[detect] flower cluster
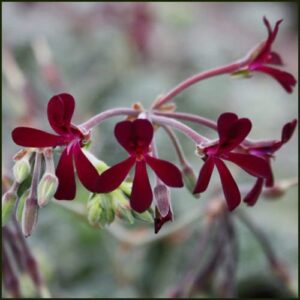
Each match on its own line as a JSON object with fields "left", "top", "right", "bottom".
{"left": 5, "top": 17, "right": 297, "bottom": 236}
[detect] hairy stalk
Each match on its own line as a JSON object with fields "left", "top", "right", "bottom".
{"left": 162, "top": 125, "right": 189, "bottom": 166}
{"left": 79, "top": 108, "right": 139, "bottom": 131}
{"left": 155, "top": 111, "right": 217, "bottom": 131}
{"left": 152, "top": 55, "right": 252, "bottom": 109}
{"left": 150, "top": 114, "right": 208, "bottom": 144}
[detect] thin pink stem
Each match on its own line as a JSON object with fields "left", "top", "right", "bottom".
{"left": 154, "top": 111, "right": 217, "bottom": 131}
{"left": 79, "top": 108, "right": 139, "bottom": 131}
{"left": 153, "top": 56, "right": 252, "bottom": 109}
{"left": 150, "top": 114, "right": 208, "bottom": 144}
{"left": 162, "top": 125, "right": 188, "bottom": 166}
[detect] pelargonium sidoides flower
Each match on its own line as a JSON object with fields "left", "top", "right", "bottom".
{"left": 193, "top": 112, "right": 272, "bottom": 211}
{"left": 246, "top": 17, "right": 296, "bottom": 93}
{"left": 243, "top": 119, "right": 297, "bottom": 205}
{"left": 12, "top": 93, "right": 100, "bottom": 200}
{"left": 96, "top": 119, "right": 183, "bottom": 212}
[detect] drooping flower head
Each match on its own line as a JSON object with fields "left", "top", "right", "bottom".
{"left": 193, "top": 112, "right": 272, "bottom": 211}
{"left": 12, "top": 93, "right": 100, "bottom": 200}
{"left": 96, "top": 119, "right": 183, "bottom": 213}
{"left": 247, "top": 17, "right": 296, "bottom": 93}
{"left": 243, "top": 119, "right": 297, "bottom": 206}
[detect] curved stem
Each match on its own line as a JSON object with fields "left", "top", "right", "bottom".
{"left": 152, "top": 56, "right": 252, "bottom": 109}
{"left": 79, "top": 108, "right": 139, "bottom": 131}
{"left": 154, "top": 111, "right": 217, "bottom": 131}
{"left": 150, "top": 114, "right": 209, "bottom": 144}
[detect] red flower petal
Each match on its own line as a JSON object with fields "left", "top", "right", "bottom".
{"left": 214, "top": 158, "right": 241, "bottom": 211}
{"left": 96, "top": 156, "right": 135, "bottom": 192}
{"left": 244, "top": 178, "right": 264, "bottom": 206}
{"left": 114, "top": 119, "right": 153, "bottom": 153}
{"left": 47, "top": 93, "right": 75, "bottom": 134}
{"left": 281, "top": 119, "right": 297, "bottom": 143}
{"left": 55, "top": 147, "right": 76, "bottom": 200}
{"left": 217, "top": 112, "right": 238, "bottom": 145}
{"left": 145, "top": 155, "right": 183, "bottom": 187}
{"left": 130, "top": 160, "right": 153, "bottom": 213}
{"left": 224, "top": 152, "right": 272, "bottom": 180}
{"left": 154, "top": 207, "right": 173, "bottom": 234}
{"left": 263, "top": 17, "right": 282, "bottom": 46}
{"left": 193, "top": 157, "right": 215, "bottom": 194}
{"left": 255, "top": 18, "right": 283, "bottom": 63}
{"left": 12, "top": 127, "right": 67, "bottom": 148}
{"left": 218, "top": 117, "right": 252, "bottom": 153}
{"left": 73, "top": 143, "right": 100, "bottom": 193}
{"left": 268, "top": 51, "right": 283, "bottom": 65}
{"left": 255, "top": 65, "right": 296, "bottom": 93}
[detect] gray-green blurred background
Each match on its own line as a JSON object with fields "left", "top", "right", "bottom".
{"left": 2, "top": 2, "right": 298, "bottom": 298}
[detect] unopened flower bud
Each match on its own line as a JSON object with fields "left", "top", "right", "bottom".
{"left": 2, "top": 191, "right": 18, "bottom": 226}
{"left": 16, "top": 190, "right": 30, "bottom": 223}
{"left": 182, "top": 165, "right": 200, "bottom": 198}
{"left": 13, "top": 158, "right": 31, "bottom": 183}
{"left": 87, "top": 200, "right": 102, "bottom": 227}
{"left": 101, "top": 194, "right": 115, "bottom": 224}
{"left": 119, "top": 181, "right": 132, "bottom": 196}
{"left": 154, "top": 184, "right": 171, "bottom": 217}
{"left": 37, "top": 173, "right": 58, "bottom": 207}
{"left": 132, "top": 208, "right": 154, "bottom": 223}
{"left": 111, "top": 189, "right": 134, "bottom": 224}
{"left": 22, "top": 196, "right": 39, "bottom": 237}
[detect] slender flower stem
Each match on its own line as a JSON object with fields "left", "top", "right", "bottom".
{"left": 12, "top": 218, "right": 51, "bottom": 297}
{"left": 43, "top": 148, "right": 55, "bottom": 174}
{"left": 150, "top": 114, "right": 209, "bottom": 144}
{"left": 162, "top": 125, "right": 189, "bottom": 166}
{"left": 152, "top": 56, "right": 252, "bottom": 109}
{"left": 3, "top": 242, "right": 21, "bottom": 298}
{"left": 29, "top": 152, "right": 42, "bottom": 199}
{"left": 154, "top": 111, "right": 217, "bottom": 131}
{"left": 79, "top": 108, "right": 139, "bottom": 131}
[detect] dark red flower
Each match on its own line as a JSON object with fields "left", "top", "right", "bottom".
{"left": 96, "top": 119, "right": 183, "bottom": 213}
{"left": 12, "top": 93, "right": 100, "bottom": 200}
{"left": 193, "top": 113, "right": 272, "bottom": 211}
{"left": 154, "top": 207, "right": 173, "bottom": 234}
{"left": 247, "top": 17, "right": 296, "bottom": 93}
{"left": 243, "top": 119, "right": 297, "bottom": 206}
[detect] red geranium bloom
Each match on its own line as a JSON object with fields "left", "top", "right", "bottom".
{"left": 12, "top": 93, "right": 100, "bottom": 200}
{"left": 247, "top": 17, "right": 296, "bottom": 93}
{"left": 243, "top": 119, "right": 297, "bottom": 206}
{"left": 193, "top": 113, "right": 272, "bottom": 211}
{"left": 96, "top": 119, "right": 183, "bottom": 213}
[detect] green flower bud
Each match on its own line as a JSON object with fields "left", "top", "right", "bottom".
{"left": 100, "top": 194, "right": 115, "bottom": 224}
{"left": 13, "top": 158, "right": 31, "bottom": 183}
{"left": 87, "top": 200, "right": 102, "bottom": 227}
{"left": 111, "top": 189, "right": 134, "bottom": 224}
{"left": 132, "top": 209, "right": 154, "bottom": 223}
{"left": 2, "top": 191, "right": 18, "bottom": 226}
{"left": 22, "top": 196, "right": 39, "bottom": 237}
{"left": 37, "top": 173, "right": 58, "bottom": 207}
{"left": 119, "top": 181, "right": 132, "bottom": 196}
{"left": 16, "top": 190, "right": 30, "bottom": 223}
{"left": 182, "top": 165, "right": 200, "bottom": 199}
